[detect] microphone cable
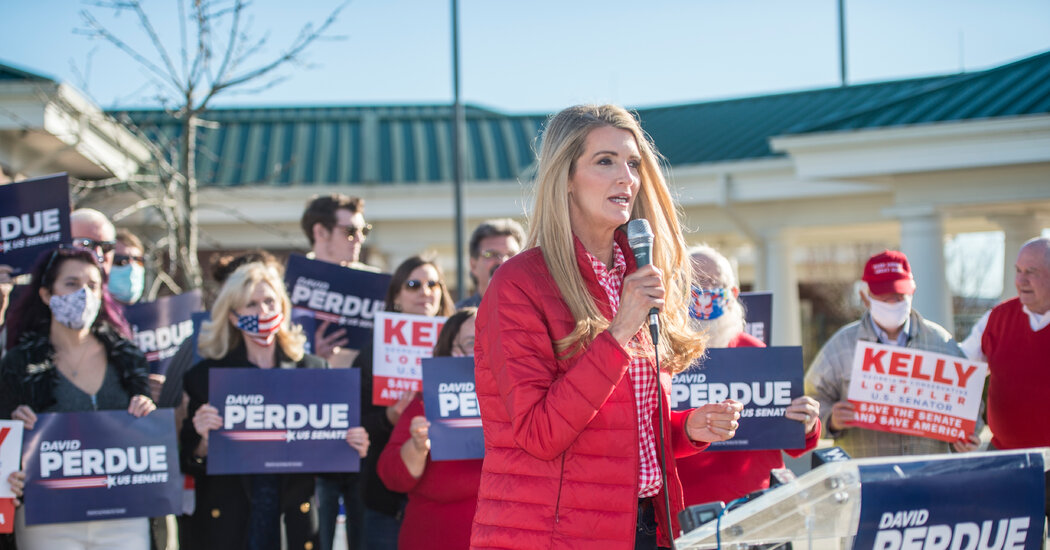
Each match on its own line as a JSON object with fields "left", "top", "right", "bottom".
{"left": 650, "top": 323, "right": 676, "bottom": 550}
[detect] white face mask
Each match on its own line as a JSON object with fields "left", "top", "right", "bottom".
{"left": 869, "top": 295, "right": 912, "bottom": 331}
{"left": 49, "top": 287, "right": 102, "bottom": 330}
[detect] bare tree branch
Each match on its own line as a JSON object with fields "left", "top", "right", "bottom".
{"left": 199, "top": 0, "right": 348, "bottom": 106}
{"left": 77, "top": 11, "right": 184, "bottom": 96}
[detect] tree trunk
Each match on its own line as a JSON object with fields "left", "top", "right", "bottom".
{"left": 179, "top": 109, "right": 203, "bottom": 290}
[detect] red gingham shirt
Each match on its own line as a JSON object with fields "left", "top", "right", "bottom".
{"left": 586, "top": 243, "right": 662, "bottom": 498}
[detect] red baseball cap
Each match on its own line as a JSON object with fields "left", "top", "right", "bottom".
{"left": 862, "top": 250, "right": 916, "bottom": 295}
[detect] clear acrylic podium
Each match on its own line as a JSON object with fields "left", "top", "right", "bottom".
{"left": 675, "top": 447, "right": 1050, "bottom": 550}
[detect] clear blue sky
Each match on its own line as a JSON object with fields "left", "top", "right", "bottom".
{"left": 4, "top": 0, "right": 1050, "bottom": 113}
{"left": 4, "top": 0, "right": 1049, "bottom": 298}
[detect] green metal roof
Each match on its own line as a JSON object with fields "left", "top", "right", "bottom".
{"left": 114, "top": 49, "right": 1050, "bottom": 187}
{"left": 783, "top": 50, "right": 1050, "bottom": 134}
{"left": 117, "top": 105, "right": 548, "bottom": 187}
{"left": 0, "top": 61, "right": 55, "bottom": 83}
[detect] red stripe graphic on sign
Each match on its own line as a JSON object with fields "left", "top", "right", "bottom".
{"left": 37, "top": 477, "right": 108, "bottom": 489}
{"left": 439, "top": 418, "right": 483, "bottom": 428}
{"left": 222, "top": 430, "right": 288, "bottom": 442}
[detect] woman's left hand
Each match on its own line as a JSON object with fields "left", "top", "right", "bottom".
{"left": 346, "top": 427, "right": 370, "bottom": 457}
{"left": 8, "top": 470, "right": 25, "bottom": 507}
{"left": 686, "top": 400, "right": 743, "bottom": 443}
{"left": 784, "top": 396, "right": 820, "bottom": 435}
{"left": 128, "top": 394, "right": 157, "bottom": 417}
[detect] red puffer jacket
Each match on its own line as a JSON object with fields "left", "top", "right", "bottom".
{"left": 471, "top": 232, "right": 707, "bottom": 550}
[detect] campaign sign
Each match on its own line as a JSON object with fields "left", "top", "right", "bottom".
{"left": 421, "top": 356, "right": 484, "bottom": 461}
{"left": 0, "top": 421, "right": 24, "bottom": 499}
{"left": 126, "top": 290, "right": 203, "bottom": 374}
{"left": 0, "top": 173, "right": 71, "bottom": 274}
{"left": 207, "top": 368, "right": 362, "bottom": 475}
{"left": 852, "top": 452, "right": 1045, "bottom": 550}
{"left": 846, "top": 342, "right": 987, "bottom": 443}
{"left": 285, "top": 254, "right": 391, "bottom": 351}
{"left": 738, "top": 291, "right": 772, "bottom": 346}
{"left": 671, "top": 346, "right": 804, "bottom": 451}
{"left": 372, "top": 311, "right": 446, "bottom": 406}
{"left": 22, "top": 409, "right": 181, "bottom": 525}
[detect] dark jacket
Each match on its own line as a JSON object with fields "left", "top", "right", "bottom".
{"left": 352, "top": 345, "right": 407, "bottom": 518}
{"left": 180, "top": 343, "right": 326, "bottom": 550}
{"left": 0, "top": 326, "right": 150, "bottom": 418}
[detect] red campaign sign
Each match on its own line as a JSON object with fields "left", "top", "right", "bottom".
{"left": 371, "top": 311, "right": 445, "bottom": 406}
{"left": 0, "top": 499, "right": 12, "bottom": 534}
{"left": 846, "top": 342, "right": 987, "bottom": 443}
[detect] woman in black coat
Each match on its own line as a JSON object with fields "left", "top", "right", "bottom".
{"left": 181, "top": 262, "right": 369, "bottom": 550}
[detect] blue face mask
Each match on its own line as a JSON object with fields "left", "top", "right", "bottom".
{"left": 690, "top": 286, "right": 728, "bottom": 321}
{"left": 108, "top": 263, "right": 145, "bottom": 304}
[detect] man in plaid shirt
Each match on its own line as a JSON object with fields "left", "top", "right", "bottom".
{"left": 804, "top": 250, "right": 981, "bottom": 459}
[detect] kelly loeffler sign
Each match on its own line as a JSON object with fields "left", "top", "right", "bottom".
{"left": 846, "top": 342, "right": 987, "bottom": 443}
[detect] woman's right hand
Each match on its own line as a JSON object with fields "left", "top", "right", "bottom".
{"left": 192, "top": 403, "right": 222, "bottom": 441}
{"left": 12, "top": 405, "right": 37, "bottom": 431}
{"left": 608, "top": 264, "right": 665, "bottom": 346}
{"left": 409, "top": 415, "right": 431, "bottom": 453}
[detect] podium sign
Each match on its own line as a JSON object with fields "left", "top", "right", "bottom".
{"left": 675, "top": 448, "right": 1049, "bottom": 550}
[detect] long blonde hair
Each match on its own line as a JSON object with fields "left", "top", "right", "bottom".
{"left": 527, "top": 104, "right": 704, "bottom": 373}
{"left": 198, "top": 262, "right": 306, "bottom": 362}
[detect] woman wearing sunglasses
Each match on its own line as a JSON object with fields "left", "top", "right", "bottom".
{"left": 352, "top": 255, "right": 453, "bottom": 549}
{"left": 377, "top": 307, "right": 481, "bottom": 549}
{"left": 181, "top": 262, "right": 370, "bottom": 550}
{"left": 0, "top": 247, "right": 155, "bottom": 548}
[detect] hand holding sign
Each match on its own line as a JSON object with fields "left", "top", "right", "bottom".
{"left": 829, "top": 400, "right": 856, "bottom": 432}
{"left": 128, "top": 394, "right": 157, "bottom": 417}
{"left": 387, "top": 390, "right": 417, "bottom": 426}
{"left": 345, "top": 427, "right": 370, "bottom": 457}
{"left": 686, "top": 400, "right": 743, "bottom": 443}
{"left": 11, "top": 405, "right": 37, "bottom": 431}
{"left": 6, "top": 471, "right": 24, "bottom": 507}
{"left": 192, "top": 403, "right": 222, "bottom": 456}
{"left": 784, "top": 395, "right": 820, "bottom": 434}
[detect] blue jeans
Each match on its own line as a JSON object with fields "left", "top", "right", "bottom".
{"left": 636, "top": 498, "right": 660, "bottom": 550}
{"left": 315, "top": 475, "right": 364, "bottom": 550}
{"left": 362, "top": 506, "right": 402, "bottom": 550}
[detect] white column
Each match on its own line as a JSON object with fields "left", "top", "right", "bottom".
{"left": 988, "top": 213, "right": 1043, "bottom": 300}
{"left": 894, "top": 206, "right": 953, "bottom": 333}
{"left": 759, "top": 227, "right": 802, "bottom": 346}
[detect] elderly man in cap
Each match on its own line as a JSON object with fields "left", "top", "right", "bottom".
{"left": 805, "top": 250, "right": 981, "bottom": 458}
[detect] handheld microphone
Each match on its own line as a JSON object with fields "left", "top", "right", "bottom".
{"left": 626, "top": 219, "right": 659, "bottom": 340}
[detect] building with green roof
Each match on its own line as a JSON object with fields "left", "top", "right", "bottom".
{"left": 3, "top": 50, "right": 1048, "bottom": 349}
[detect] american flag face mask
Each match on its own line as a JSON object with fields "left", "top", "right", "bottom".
{"left": 235, "top": 311, "right": 284, "bottom": 346}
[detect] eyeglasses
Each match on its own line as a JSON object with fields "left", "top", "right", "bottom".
{"left": 404, "top": 279, "right": 440, "bottom": 291}
{"left": 336, "top": 223, "right": 372, "bottom": 240}
{"left": 479, "top": 249, "right": 514, "bottom": 261}
{"left": 114, "top": 253, "right": 145, "bottom": 267}
{"left": 72, "top": 238, "right": 116, "bottom": 255}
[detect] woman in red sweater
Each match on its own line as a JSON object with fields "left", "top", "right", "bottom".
{"left": 677, "top": 245, "right": 821, "bottom": 507}
{"left": 378, "top": 308, "right": 482, "bottom": 550}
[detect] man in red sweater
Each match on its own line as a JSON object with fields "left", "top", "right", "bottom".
{"left": 677, "top": 245, "right": 821, "bottom": 507}
{"left": 960, "top": 236, "right": 1050, "bottom": 525}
